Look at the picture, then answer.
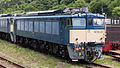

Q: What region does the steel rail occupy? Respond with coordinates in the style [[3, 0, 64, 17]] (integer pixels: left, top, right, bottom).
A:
[[0, 56, 25, 68]]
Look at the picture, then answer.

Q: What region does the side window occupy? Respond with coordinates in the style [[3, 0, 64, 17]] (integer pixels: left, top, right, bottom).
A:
[[1, 20, 2, 27], [5, 20, 7, 28], [3, 20, 6, 28], [0, 19, 1, 27], [34, 20, 39, 32], [40, 21, 45, 33], [29, 20, 33, 32], [0, 20, 2, 27], [0, 20, 1, 27], [2, 20, 4, 27], [0, 19, 2, 27], [17, 20, 21, 30], [25, 19, 29, 31], [46, 21, 52, 34], [52, 21, 59, 35], [21, 20, 25, 30]]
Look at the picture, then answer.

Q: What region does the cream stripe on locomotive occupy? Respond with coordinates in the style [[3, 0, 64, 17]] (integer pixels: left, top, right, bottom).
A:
[[70, 29, 105, 43]]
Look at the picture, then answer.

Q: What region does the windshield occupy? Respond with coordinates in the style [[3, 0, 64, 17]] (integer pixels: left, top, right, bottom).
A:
[[94, 18, 104, 26], [72, 18, 86, 26]]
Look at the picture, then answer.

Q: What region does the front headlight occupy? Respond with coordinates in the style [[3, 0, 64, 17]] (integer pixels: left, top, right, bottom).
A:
[[82, 47, 84, 50], [76, 48, 79, 51]]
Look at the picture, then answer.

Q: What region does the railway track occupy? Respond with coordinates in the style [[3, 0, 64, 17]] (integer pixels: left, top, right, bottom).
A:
[[0, 54, 113, 68], [69, 60, 112, 68], [86, 62, 112, 68], [0, 56, 25, 68], [109, 50, 120, 55], [0, 64, 6, 68], [108, 50, 120, 60], [109, 54, 120, 60]]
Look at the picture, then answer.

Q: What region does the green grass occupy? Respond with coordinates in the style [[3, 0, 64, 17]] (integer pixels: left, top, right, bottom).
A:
[[0, 39, 119, 68], [95, 55, 120, 67], [0, 40, 78, 68]]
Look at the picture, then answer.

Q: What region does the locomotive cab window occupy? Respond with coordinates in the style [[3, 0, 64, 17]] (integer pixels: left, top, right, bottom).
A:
[[72, 18, 86, 26], [94, 18, 104, 26]]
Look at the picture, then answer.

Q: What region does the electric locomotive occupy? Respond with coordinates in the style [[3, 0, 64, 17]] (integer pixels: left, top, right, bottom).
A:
[[0, 8, 106, 62]]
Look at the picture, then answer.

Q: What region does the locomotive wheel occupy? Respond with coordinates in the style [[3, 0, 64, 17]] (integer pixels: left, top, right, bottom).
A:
[[48, 43, 53, 54], [0, 33, 69, 61], [59, 45, 66, 58], [45, 44, 49, 54], [7, 34, 11, 41], [2, 34, 5, 40], [28, 40, 32, 48], [38, 41, 44, 52], [85, 51, 97, 62], [53, 44, 58, 55], [32, 40, 37, 49], [87, 56, 97, 63], [5, 34, 8, 40], [19, 37, 23, 44], [24, 38, 29, 47], [40, 44, 45, 52]]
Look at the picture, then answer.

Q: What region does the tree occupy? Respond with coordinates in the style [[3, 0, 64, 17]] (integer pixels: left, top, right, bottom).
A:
[[68, 0, 88, 8], [51, 4, 67, 9], [0, 0, 119, 17], [112, 7, 120, 17], [51, 0, 88, 10], [24, 0, 42, 12], [60, 0, 75, 5], [108, 0, 120, 16], [40, 0, 58, 10], [85, 0, 92, 3], [89, 0, 111, 14]]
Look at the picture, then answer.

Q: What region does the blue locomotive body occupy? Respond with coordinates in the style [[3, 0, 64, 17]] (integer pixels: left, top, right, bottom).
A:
[[0, 9, 105, 61], [14, 15, 78, 45]]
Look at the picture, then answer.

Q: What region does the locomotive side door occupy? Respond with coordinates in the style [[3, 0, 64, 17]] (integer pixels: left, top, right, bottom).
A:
[[10, 22, 14, 32], [9, 18, 16, 43], [87, 17, 93, 29], [60, 18, 66, 44]]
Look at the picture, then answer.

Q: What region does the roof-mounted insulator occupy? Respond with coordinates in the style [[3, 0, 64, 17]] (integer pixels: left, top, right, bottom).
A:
[[64, 7, 88, 15]]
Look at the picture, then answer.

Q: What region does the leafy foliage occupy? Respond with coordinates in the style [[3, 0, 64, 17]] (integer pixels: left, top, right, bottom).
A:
[[112, 7, 120, 17], [68, 0, 88, 8], [0, 0, 119, 17], [108, 0, 120, 16], [60, 0, 74, 5], [89, 0, 111, 14]]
